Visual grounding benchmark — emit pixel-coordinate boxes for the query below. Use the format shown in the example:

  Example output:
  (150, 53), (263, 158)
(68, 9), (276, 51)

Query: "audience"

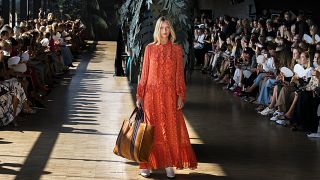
(194, 11), (320, 134)
(0, 12), (86, 127)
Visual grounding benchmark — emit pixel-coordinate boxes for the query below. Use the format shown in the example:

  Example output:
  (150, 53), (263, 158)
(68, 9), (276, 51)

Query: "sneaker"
(140, 169), (151, 178)
(214, 77), (220, 81)
(272, 110), (283, 117)
(270, 115), (279, 121)
(165, 167), (175, 179)
(260, 107), (275, 116)
(307, 133), (320, 138)
(229, 84), (237, 91)
(68, 64), (77, 68)
(276, 120), (289, 126)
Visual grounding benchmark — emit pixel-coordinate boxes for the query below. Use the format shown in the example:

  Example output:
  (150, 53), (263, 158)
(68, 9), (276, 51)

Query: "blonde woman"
(136, 16), (197, 178)
(310, 25), (319, 44)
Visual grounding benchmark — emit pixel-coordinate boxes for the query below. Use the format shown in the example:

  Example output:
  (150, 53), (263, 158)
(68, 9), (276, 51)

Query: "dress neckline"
(159, 41), (172, 47)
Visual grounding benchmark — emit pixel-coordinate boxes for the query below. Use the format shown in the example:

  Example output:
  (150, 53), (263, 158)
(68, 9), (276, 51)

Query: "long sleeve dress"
(136, 41), (198, 170)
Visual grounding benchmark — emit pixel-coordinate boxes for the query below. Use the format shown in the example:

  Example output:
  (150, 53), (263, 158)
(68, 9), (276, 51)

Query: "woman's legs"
(285, 92), (298, 118)
(210, 53), (220, 73)
(12, 95), (19, 126)
(269, 85), (278, 109)
(202, 53), (210, 70)
(246, 73), (266, 92)
(256, 81), (269, 106)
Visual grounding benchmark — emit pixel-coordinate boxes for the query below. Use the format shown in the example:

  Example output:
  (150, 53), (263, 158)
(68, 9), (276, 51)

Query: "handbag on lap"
(113, 107), (154, 163)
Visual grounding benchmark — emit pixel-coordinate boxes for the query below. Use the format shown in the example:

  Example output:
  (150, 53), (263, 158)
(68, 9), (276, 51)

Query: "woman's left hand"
(177, 96), (184, 110)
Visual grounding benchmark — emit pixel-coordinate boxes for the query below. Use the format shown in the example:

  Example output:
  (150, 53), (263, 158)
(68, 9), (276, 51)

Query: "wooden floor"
(0, 41), (320, 180)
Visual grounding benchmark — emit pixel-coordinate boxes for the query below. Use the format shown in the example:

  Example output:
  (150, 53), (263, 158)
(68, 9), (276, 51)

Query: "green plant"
(118, 0), (194, 81)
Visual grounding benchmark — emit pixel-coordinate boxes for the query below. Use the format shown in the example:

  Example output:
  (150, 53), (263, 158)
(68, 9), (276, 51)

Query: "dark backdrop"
(255, 0), (320, 24)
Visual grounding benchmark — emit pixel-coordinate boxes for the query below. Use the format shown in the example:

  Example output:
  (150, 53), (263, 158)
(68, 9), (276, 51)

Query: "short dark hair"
(267, 42), (277, 50)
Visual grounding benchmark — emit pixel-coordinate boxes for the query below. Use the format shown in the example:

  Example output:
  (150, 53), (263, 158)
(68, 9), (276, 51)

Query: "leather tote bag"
(114, 107), (154, 163)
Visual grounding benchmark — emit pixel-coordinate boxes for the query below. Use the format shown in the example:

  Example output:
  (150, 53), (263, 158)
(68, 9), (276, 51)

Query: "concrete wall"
(195, 0), (256, 19)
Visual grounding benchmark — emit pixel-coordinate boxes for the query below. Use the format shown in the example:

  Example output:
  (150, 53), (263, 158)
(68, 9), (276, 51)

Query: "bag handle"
(129, 107), (138, 120)
(129, 107), (144, 123)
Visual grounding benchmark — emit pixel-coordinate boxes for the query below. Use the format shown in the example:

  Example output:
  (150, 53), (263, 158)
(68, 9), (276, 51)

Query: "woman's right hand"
(136, 98), (143, 108)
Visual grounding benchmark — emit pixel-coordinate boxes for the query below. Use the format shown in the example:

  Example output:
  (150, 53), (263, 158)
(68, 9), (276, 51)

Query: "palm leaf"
(119, 0), (194, 81)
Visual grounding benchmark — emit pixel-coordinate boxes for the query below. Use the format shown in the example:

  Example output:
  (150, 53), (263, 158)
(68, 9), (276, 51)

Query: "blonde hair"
(301, 51), (311, 68)
(153, 16), (176, 45)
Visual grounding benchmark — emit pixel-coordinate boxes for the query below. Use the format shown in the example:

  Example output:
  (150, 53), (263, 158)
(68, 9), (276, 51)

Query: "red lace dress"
(137, 41), (198, 170)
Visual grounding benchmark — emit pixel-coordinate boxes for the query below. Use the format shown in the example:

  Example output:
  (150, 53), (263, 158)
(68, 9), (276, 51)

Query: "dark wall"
(48, 0), (120, 41)
(195, 0), (255, 19)
(81, 0), (119, 41)
(255, 0), (320, 24)
(195, 0), (320, 25)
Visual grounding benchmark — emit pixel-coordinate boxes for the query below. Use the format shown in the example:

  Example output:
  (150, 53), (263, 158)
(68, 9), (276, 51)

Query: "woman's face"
(314, 53), (320, 64)
(160, 21), (170, 40)
(291, 25), (296, 35)
(237, 20), (241, 26)
(226, 37), (231, 44)
(266, 23), (271, 29)
(48, 13), (53, 20)
(253, 21), (257, 27)
(310, 26), (317, 36)
(284, 14), (290, 21)
(292, 49), (300, 59)
(258, 22), (262, 28)
(300, 53), (309, 65)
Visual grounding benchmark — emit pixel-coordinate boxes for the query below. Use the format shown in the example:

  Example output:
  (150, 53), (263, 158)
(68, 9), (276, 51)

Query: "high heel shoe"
(165, 167), (175, 179)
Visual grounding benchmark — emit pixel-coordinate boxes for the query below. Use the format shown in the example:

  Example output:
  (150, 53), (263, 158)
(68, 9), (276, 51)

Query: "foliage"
(118, 0), (194, 78)
(51, 0), (111, 40)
